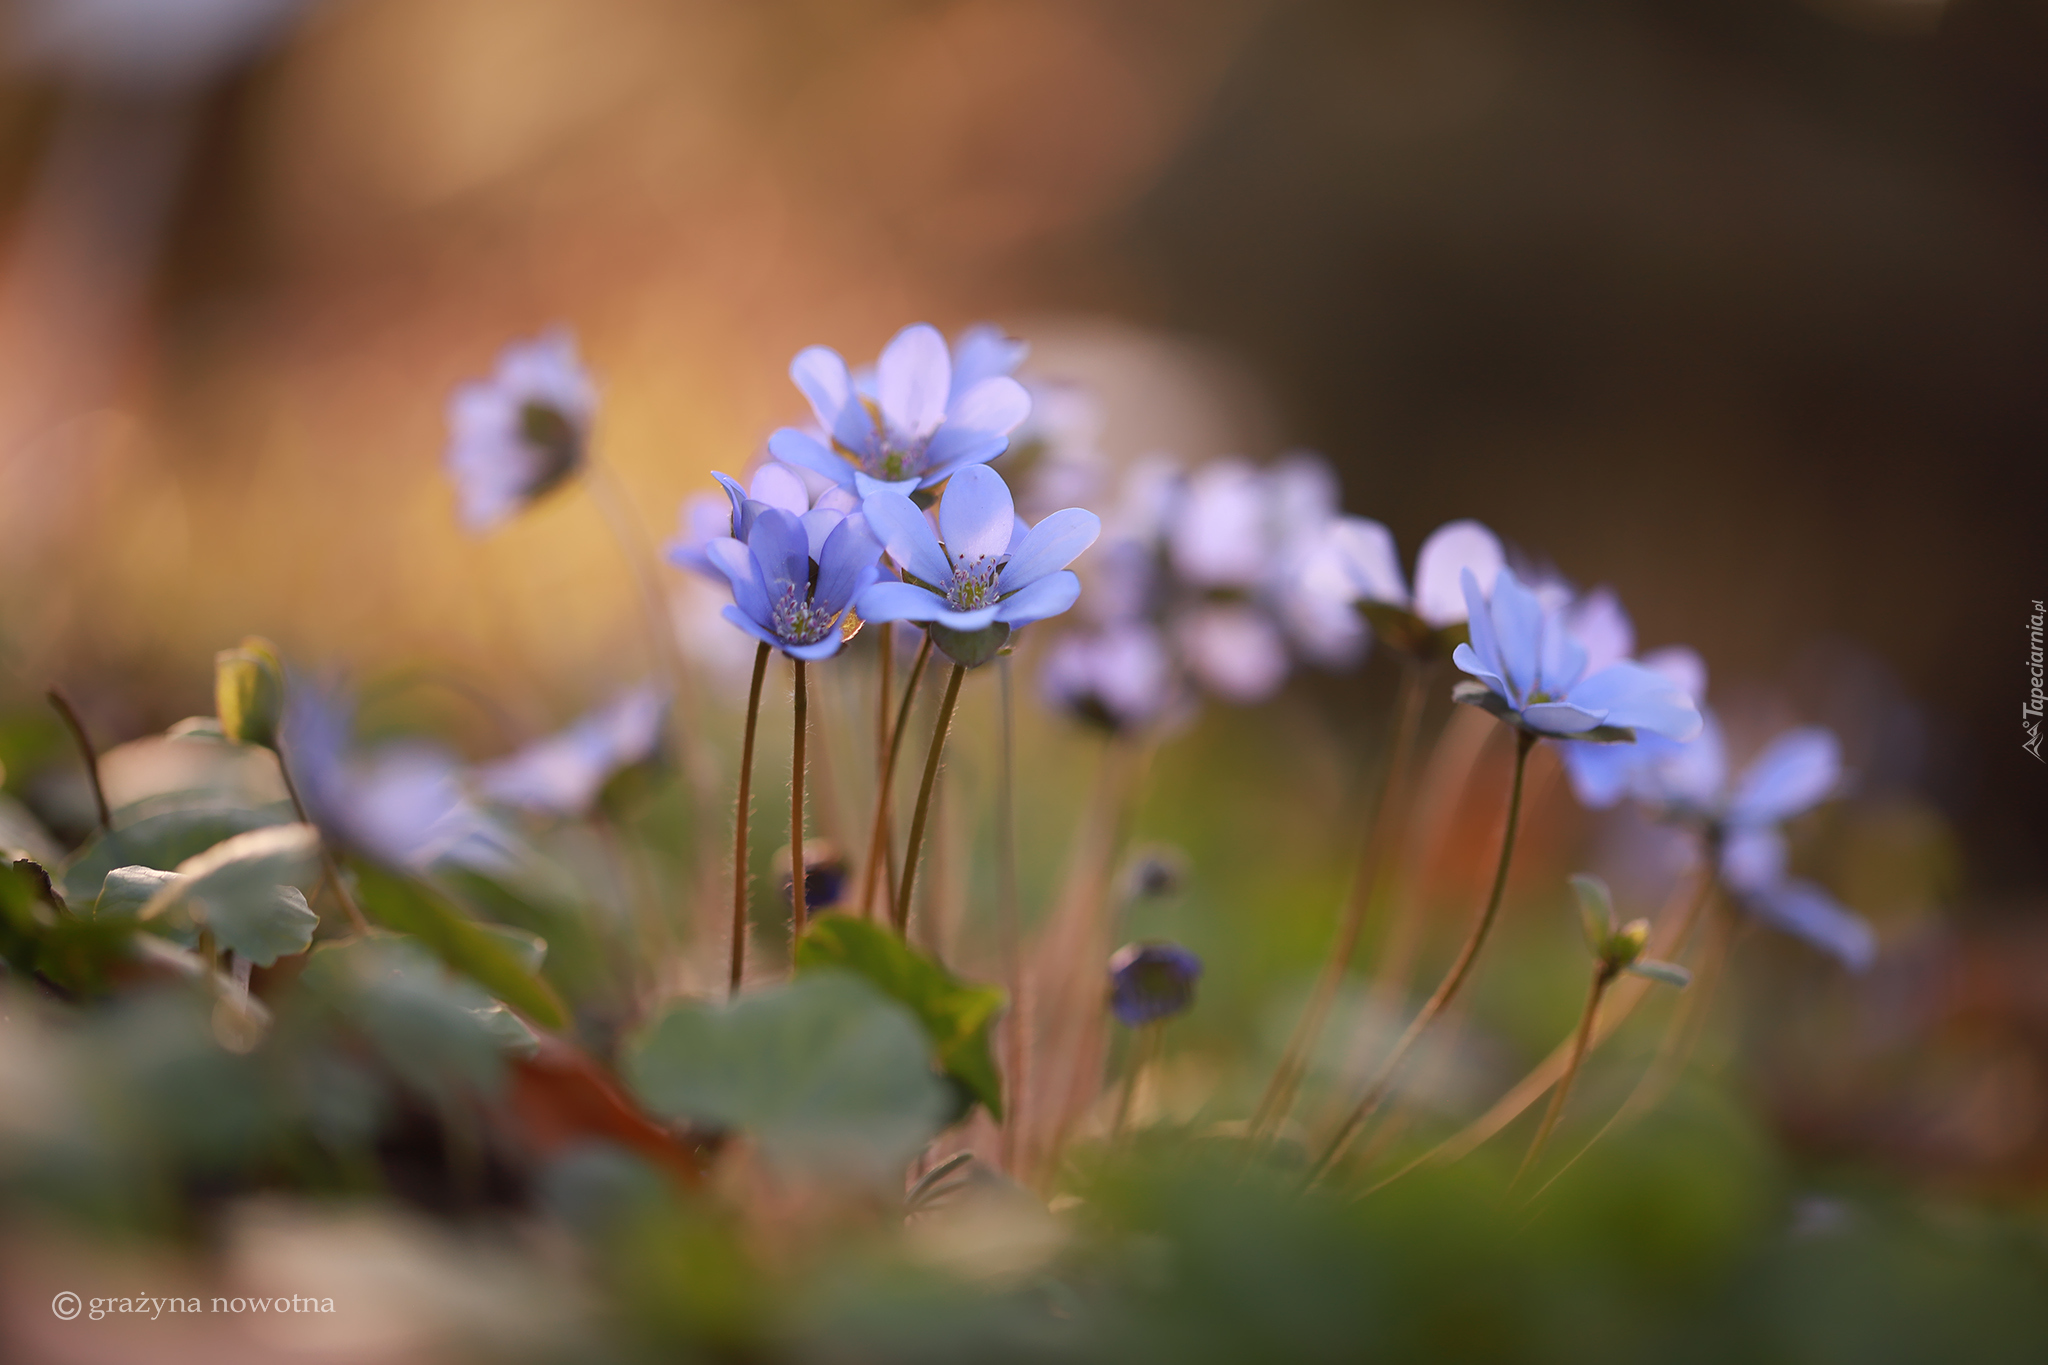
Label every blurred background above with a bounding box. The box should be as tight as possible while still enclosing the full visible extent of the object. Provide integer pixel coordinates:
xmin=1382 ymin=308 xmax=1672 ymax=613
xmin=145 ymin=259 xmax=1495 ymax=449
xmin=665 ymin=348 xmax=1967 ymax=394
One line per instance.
xmin=0 ymin=1 xmax=2046 ymax=1356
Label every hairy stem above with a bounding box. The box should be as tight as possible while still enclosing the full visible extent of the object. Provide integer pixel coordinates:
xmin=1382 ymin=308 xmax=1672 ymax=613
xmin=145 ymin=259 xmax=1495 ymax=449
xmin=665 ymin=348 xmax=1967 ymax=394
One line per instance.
xmin=1308 ymin=727 xmax=1537 ymax=1187
xmin=790 ymin=658 xmax=809 ymax=947
xmin=895 ymin=662 xmax=966 ymax=937
xmin=731 ymin=643 xmax=771 ymax=996
xmin=274 ymin=743 xmax=371 ymax=937
xmin=46 ymin=687 xmax=110 ymax=831
xmin=1250 ymin=659 xmax=1427 ymax=1143
xmin=861 ymin=634 xmax=934 ymax=920
xmin=1513 ymin=964 xmax=1613 ymax=1188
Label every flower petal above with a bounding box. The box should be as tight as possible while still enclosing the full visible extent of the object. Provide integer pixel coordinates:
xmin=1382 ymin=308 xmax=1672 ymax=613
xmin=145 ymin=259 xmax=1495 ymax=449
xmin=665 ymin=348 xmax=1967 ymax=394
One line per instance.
xmin=1488 ymin=566 xmax=1545 ymax=703
xmin=1451 ymin=641 xmax=1509 ymax=699
xmin=916 ymin=440 xmax=1008 ymax=487
xmin=790 ymin=346 xmax=874 ymax=455
xmin=1459 ymin=569 xmax=1509 ymax=693
xmin=705 ymin=537 xmax=770 ymax=626
xmin=853 ymin=470 xmax=922 ymax=499
xmin=1413 ymin=520 xmax=1503 ymax=627
xmin=1746 ymin=880 xmax=1875 ymax=972
xmin=747 ymin=507 xmax=810 ymax=604
xmin=925 ymin=375 xmax=1031 ymax=467
xmin=998 ymin=506 xmax=1099 ymax=592
xmin=937 ymin=464 xmax=1015 ymax=567
xmin=855 ymin=580 xmax=949 ymax=623
xmin=1559 ymin=741 xmax=1642 ymax=809
xmin=994 ymin=569 xmax=1081 ymax=625
xmin=720 ymin=603 xmax=785 ymax=651
xmin=861 ymin=490 xmax=953 ymax=587
xmin=1522 ymin=701 xmax=1609 ymax=735
xmin=949 ymin=324 xmax=1027 ymax=399
xmin=876 ymin=323 xmax=951 ymax=443
xmin=1320 ymin=517 xmax=1406 ymax=606
xmin=1569 ymin=660 xmax=1703 ymax=741
xmin=768 ymin=427 xmax=856 ymax=486
xmin=1720 ymin=825 xmax=1787 ymax=892
xmin=712 ymin=471 xmax=749 ymax=532
xmin=1727 ymin=727 xmax=1840 ymax=827
xmin=784 ymin=634 xmax=848 ymax=662
xmin=1565 ymin=588 xmax=1634 ymax=679
xmin=814 ymin=515 xmax=882 ymax=615
xmin=749 ymin=461 xmax=811 ymax=515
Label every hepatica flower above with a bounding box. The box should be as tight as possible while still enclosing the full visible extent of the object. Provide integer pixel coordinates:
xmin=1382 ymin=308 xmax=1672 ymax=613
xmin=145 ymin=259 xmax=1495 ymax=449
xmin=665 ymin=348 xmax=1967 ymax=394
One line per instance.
xmin=473 ymin=684 xmax=666 ymax=817
xmin=858 ymin=464 xmax=1100 ymax=666
xmin=1108 ymin=941 xmax=1203 ymax=1026
xmin=704 ymin=506 xmax=881 ymax=661
xmin=445 ymin=329 xmax=596 ymax=533
xmin=767 ymin=323 xmax=1031 ymax=497
xmin=1453 ymin=566 xmax=1702 ymax=743
xmin=1040 ymin=622 xmax=1183 ymax=735
xmin=1302 ymin=517 xmax=1505 ymax=658
xmin=667 ymin=461 xmax=860 ymax=580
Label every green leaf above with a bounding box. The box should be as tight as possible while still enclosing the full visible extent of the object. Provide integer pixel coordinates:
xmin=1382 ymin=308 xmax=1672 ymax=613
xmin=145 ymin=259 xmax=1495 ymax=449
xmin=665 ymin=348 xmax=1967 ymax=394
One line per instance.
xmin=1625 ymin=959 xmax=1692 ymax=989
xmin=298 ymin=935 xmax=512 ymax=1099
xmin=59 ymin=803 xmax=291 ymax=905
xmin=349 ymin=859 xmax=567 ymax=1030
xmin=95 ymin=865 xmax=182 ymax=920
xmin=794 ymin=915 xmax=1007 ymax=1119
xmin=1570 ymin=874 xmax=1615 ymax=957
xmin=0 ymin=858 xmax=137 ymax=993
xmin=138 ymin=824 xmax=322 ymax=967
xmin=623 ymin=972 xmax=952 ymax=1178
xmin=0 ymin=791 xmax=63 ymax=866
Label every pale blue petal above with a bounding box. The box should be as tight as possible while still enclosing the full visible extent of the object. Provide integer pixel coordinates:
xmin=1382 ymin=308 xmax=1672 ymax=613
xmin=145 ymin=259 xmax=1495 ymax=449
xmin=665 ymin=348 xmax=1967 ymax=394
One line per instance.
xmin=1746 ymin=880 xmax=1876 ymax=972
xmin=853 ymin=470 xmax=922 ymax=499
xmin=790 ymin=346 xmax=875 ymax=457
xmin=1322 ymin=517 xmax=1406 ymax=605
xmin=1451 ymin=641 xmax=1508 ymax=699
xmin=932 ymin=604 xmax=1001 ymax=631
xmin=712 ymin=471 xmax=748 ymax=533
xmin=1458 ymin=570 xmax=1509 ymax=695
xmin=1636 ymin=711 xmax=1728 ymax=811
xmin=814 ymin=515 xmax=882 ymax=615
xmin=856 ymin=581 xmax=949 ymax=623
xmin=1719 ymin=826 xmax=1787 ymax=892
xmin=917 ymin=440 xmax=1008 ymax=487
xmin=747 ymin=508 xmax=810 ymax=603
xmin=1522 ymin=701 xmax=1608 ymax=735
xmin=994 ymin=569 xmax=1080 ymax=625
xmin=1565 ymin=588 xmax=1634 ymax=679
xmin=800 ymin=507 xmax=844 ymax=560
xmin=860 ymin=490 xmax=952 ymax=587
xmin=1569 ymin=660 xmax=1703 ymax=741
xmin=949 ymin=324 xmax=1027 ymax=398
xmin=998 ymin=507 xmax=1100 ymax=592
xmin=784 ymin=634 xmax=848 ymax=662
xmin=705 ymin=537 xmax=769 ymax=626
xmin=937 ymin=464 xmax=1015 ymax=566
xmin=768 ymin=427 xmax=855 ymax=486
xmin=1488 ymin=566 xmax=1544 ymax=702
xmin=1414 ymin=521 xmax=1503 ymax=627
xmin=876 ymin=323 xmax=951 ymax=442
xmin=1540 ymin=607 xmax=1589 ymax=696
xmin=1727 ymin=727 xmax=1840 ymax=828
xmin=926 ymin=375 xmax=1031 ymax=466
xmin=1560 ymin=741 xmax=1642 ymax=809
xmin=749 ymin=461 xmax=810 ymax=515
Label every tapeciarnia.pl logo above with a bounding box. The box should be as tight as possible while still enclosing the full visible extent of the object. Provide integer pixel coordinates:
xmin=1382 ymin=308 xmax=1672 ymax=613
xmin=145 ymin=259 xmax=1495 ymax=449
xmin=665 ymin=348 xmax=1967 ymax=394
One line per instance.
xmin=2026 ymin=599 xmax=2045 ymax=762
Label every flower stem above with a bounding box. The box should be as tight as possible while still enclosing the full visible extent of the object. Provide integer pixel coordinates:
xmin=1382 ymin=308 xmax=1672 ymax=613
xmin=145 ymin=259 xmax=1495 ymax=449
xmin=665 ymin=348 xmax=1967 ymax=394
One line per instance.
xmin=860 ymin=634 xmax=933 ymax=920
xmin=895 ymin=662 xmax=966 ymax=937
xmin=274 ymin=742 xmax=371 ymax=937
xmin=731 ymin=642 xmax=770 ymax=996
xmin=45 ymin=687 xmax=110 ymax=831
xmin=1249 ymin=658 xmax=1427 ymax=1144
xmin=790 ymin=657 xmax=809 ymax=948
xmin=1307 ymin=727 xmax=1537 ymax=1188
xmin=1114 ymin=1022 xmax=1163 ymax=1139
xmin=1512 ymin=962 xmax=1613 ymax=1189
xmin=997 ymin=656 xmax=1025 ymax=1174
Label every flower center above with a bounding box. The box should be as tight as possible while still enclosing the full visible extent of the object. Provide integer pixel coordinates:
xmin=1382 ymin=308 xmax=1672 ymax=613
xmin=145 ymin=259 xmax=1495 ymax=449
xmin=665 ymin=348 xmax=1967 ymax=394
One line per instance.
xmin=944 ymin=555 xmax=1004 ymax=611
xmin=770 ymin=584 xmax=833 ymax=645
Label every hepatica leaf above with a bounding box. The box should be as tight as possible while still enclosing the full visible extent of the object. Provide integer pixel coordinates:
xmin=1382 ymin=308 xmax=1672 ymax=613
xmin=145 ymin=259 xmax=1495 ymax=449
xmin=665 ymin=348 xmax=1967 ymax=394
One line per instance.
xmin=623 ymin=972 xmax=951 ymax=1179
xmin=95 ymin=866 xmax=182 ymax=921
xmin=138 ymin=824 xmax=322 ymax=967
xmin=59 ymin=803 xmax=291 ymax=905
xmin=349 ymin=859 xmax=567 ymax=1030
xmin=299 ymin=935 xmax=512 ymax=1100
xmin=794 ymin=915 xmax=1007 ymax=1120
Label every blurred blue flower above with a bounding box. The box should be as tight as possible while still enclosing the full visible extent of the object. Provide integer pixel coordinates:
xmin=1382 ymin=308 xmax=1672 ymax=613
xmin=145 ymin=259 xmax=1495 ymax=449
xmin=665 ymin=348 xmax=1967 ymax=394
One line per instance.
xmin=704 ymin=506 xmax=881 ymax=661
xmin=1040 ymin=621 xmax=1183 ymax=734
xmin=666 ymin=461 xmax=859 ymax=580
xmin=281 ymin=684 xmax=516 ymax=873
xmin=766 ymin=323 xmax=1032 ymax=497
xmin=1108 ymin=941 xmax=1203 ymax=1027
xmin=473 ymin=685 xmax=667 ymax=818
xmin=856 ymin=464 xmax=1099 ymax=645
xmin=444 ymin=329 xmax=597 ymax=534
xmin=1453 ymin=565 xmax=1703 ymax=742
xmin=1302 ymin=516 xmax=1505 ymax=656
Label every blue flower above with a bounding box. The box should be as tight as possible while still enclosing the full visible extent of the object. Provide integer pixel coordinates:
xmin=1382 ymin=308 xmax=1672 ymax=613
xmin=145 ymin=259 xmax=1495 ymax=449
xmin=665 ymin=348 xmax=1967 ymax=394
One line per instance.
xmin=704 ymin=503 xmax=881 ymax=661
xmin=1040 ymin=622 xmax=1183 ymax=734
xmin=444 ymin=329 xmax=597 ymax=533
xmin=666 ymin=461 xmax=859 ymax=580
xmin=473 ymin=684 xmax=667 ymax=818
xmin=1302 ymin=517 xmax=1504 ymax=657
xmin=766 ymin=323 xmax=1032 ymax=497
xmin=1452 ymin=565 xmax=1703 ymax=743
xmin=1108 ymin=941 xmax=1203 ymax=1026
xmin=856 ymin=464 xmax=1099 ymax=662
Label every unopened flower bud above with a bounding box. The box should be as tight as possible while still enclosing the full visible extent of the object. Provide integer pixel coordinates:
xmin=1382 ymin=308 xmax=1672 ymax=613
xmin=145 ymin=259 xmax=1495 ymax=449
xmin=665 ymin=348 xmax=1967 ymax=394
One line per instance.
xmin=215 ymin=638 xmax=284 ymax=750
xmin=777 ymin=841 xmax=850 ymax=914
xmin=1108 ymin=941 xmax=1202 ymax=1027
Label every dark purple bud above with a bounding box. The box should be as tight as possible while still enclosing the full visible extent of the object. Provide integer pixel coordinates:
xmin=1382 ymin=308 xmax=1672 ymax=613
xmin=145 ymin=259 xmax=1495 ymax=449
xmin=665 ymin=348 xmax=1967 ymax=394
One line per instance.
xmin=776 ymin=842 xmax=850 ymax=913
xmin=1108 ymin=941 xmax=1202 ymax=1027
